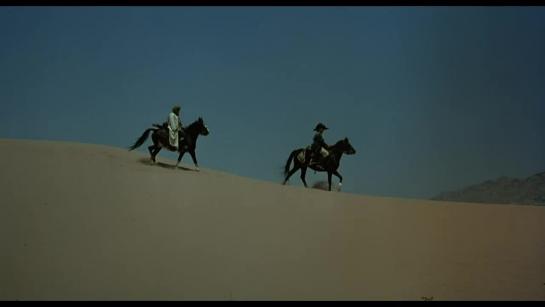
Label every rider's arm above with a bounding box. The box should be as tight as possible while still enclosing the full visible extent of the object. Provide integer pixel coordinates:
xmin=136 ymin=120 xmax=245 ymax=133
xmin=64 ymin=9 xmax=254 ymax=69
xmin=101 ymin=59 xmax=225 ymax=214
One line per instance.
xmin=315 ymin=134 xmax=328 ymax=149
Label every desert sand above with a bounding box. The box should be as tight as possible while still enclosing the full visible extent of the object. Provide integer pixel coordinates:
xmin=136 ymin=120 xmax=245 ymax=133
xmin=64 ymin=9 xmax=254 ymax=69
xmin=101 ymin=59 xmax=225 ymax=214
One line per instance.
xmin=1 ymin=139 xmax=544 ymax=300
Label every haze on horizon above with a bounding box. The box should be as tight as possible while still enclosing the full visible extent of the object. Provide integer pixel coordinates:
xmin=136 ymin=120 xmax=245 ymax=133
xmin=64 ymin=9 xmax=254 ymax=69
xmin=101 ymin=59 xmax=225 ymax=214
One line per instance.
xmin=1 ymin=6 xmax=544 ymax=199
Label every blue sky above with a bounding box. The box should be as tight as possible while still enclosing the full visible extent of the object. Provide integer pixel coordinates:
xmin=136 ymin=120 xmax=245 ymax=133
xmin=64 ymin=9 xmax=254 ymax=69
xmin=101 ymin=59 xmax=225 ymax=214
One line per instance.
xmin=1 ymin=7 xmax=544 ymax=198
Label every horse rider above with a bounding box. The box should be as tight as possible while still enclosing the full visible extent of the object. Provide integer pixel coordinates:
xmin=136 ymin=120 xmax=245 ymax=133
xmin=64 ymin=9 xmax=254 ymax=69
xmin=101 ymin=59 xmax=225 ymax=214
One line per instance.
xmin=167 ymin=105 xmax=184 ymax=151
xmin=308 ymin=122 xmax=330 ymax=166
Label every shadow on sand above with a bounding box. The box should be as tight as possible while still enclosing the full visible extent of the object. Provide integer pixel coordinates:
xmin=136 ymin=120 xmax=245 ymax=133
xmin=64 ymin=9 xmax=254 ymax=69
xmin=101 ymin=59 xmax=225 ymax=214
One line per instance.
xmin=137 ymin=157 xmax=197 ymax=172
xmin=312 ymin=180 xmax=341 ymax=192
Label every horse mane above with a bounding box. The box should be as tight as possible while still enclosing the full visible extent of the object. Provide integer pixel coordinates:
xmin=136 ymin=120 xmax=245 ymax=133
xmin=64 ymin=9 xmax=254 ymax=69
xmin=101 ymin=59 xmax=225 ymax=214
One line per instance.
xmin=330 ymin=138 xmax=346 ymax=148
xmin=184 ymin=118 xmax=201 ymax=131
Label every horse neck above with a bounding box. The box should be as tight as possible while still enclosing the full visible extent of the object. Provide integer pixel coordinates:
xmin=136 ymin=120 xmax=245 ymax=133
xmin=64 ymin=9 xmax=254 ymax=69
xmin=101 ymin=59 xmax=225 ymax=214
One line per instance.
xmin=185 ymin=121 xmax=199 ymax=138
xmin=328 ymin=142 xmax=345 ymax=162
xmin=183 ymin=121 xmax=200 ymax=148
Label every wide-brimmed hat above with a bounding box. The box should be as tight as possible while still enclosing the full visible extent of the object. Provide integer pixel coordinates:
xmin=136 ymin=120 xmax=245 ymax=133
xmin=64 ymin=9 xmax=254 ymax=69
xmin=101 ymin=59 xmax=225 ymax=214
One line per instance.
xmin=314 ymin=123 xmax=328 ymax=131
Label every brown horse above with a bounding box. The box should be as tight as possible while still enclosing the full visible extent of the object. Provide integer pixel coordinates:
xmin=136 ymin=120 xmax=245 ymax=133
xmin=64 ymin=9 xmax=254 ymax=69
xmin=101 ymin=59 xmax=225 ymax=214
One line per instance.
xmin=283 ymin=138 xmax=356 ymax=191
xmin=129 ymin=117 xmax=209 ymax=170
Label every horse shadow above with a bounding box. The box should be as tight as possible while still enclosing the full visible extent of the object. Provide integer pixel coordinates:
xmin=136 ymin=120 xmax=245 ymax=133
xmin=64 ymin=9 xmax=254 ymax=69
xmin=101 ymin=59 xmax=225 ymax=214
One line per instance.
xmin=137 ymin=157 xmax=196 ymax=172
xmin=312 ymin=181 xmax=341 ymax=192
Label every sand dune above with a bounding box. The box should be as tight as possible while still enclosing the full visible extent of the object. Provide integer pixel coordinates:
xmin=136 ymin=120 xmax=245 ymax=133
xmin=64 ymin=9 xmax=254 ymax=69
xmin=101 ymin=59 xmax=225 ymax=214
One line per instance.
xmin=1 ymin=139 xmax=544 ymax=300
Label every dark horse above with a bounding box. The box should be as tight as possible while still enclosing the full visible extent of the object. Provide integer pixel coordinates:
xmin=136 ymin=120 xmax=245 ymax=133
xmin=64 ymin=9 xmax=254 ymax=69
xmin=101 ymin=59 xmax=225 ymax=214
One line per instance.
xmin=129 ymin=117 xmax=209 ymax=170
xmin=283 ymin=138 xmax=356 ymax=191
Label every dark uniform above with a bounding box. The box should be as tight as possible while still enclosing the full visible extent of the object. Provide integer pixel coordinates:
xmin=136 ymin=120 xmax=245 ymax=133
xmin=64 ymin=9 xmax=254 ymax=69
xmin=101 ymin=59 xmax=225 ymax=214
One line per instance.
xmin=309 ymin=123 xmax=329 ymax=164
xmin=311 ymin=132 xmax=328 ymax=155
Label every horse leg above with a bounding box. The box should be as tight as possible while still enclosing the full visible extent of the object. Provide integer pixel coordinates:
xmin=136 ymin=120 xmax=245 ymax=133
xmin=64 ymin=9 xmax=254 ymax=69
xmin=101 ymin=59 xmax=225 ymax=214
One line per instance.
xmin=327 ymin=171 xmax=333 ymax=191
xmin=150 ymin=133 xmax=160 ymax=162
xmin=151 ymin=147 xmax=162 ymax=163
xmin=300 ymin=166 xmax=309 ymax=188
xmin=176 ymin=149 xmax=186 ymax=168
xmin=283 ymin=164 xmax=300 ymax=185
xmin=148 ymin=145 xmax=159 ymax=162
xmin=189 ymin=150 xmax=199 ymax=171
xmin=333 ymin=170 xmax=343 ymax=187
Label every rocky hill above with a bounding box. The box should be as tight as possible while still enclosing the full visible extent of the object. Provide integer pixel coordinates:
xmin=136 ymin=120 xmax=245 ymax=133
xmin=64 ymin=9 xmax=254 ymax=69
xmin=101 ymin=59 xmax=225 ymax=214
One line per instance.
xmin=432 ymin=172 xmax=545 ymax=205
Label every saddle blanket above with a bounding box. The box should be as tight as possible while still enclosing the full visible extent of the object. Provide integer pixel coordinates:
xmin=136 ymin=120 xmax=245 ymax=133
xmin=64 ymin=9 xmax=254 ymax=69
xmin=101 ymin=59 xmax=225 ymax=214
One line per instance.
xmin=297 ymin=147 xmax=329 ymax=163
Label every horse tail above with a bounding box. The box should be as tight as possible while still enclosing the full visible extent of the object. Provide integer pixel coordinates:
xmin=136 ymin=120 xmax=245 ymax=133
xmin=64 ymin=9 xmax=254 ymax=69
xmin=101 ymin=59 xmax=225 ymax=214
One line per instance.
xmin=284 ymin=150 xmax=298 ymax=176
xmin=128 ymin=128 xmax=155 ymax=151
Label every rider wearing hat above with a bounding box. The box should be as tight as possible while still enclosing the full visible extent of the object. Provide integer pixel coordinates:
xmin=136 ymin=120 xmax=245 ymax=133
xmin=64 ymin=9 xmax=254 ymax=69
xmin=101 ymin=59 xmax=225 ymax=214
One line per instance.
xmin=309 ymin=122 xmax=330 ymax=166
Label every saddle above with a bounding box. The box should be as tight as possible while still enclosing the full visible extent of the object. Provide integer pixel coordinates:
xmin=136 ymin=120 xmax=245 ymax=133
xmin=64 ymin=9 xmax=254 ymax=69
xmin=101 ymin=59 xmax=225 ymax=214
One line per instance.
xmin=153 ymin=122 xmax=169 ymax=130
xmin=299 ymin=146 xmax=328 ymax=169
xmin=153 ymin=122 xmax=188 ymax=151
xmin=154 ymin=122 xmax=186 ymax=137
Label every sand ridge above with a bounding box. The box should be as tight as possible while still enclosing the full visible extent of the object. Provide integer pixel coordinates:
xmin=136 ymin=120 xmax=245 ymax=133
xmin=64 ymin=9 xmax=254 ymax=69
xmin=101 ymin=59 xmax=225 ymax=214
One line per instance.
xmin=1 ymin=139 xmax=544 ymax=300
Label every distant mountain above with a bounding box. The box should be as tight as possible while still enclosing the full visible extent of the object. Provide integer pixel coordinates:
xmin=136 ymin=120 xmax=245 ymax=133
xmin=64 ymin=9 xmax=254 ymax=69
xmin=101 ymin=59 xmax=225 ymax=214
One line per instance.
xmin=432 ymin=172 xmax=545 ymax=205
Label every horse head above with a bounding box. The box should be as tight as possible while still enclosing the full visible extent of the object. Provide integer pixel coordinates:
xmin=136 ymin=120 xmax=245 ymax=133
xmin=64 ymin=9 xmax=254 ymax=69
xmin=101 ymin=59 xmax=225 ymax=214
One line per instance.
xmin=194 ymin=117 xmax=210 ymax=136
xmin=337 ymin=137 xmax=356 ymax=155
xmin=199 ymin=117 xmax=210 ymax=136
